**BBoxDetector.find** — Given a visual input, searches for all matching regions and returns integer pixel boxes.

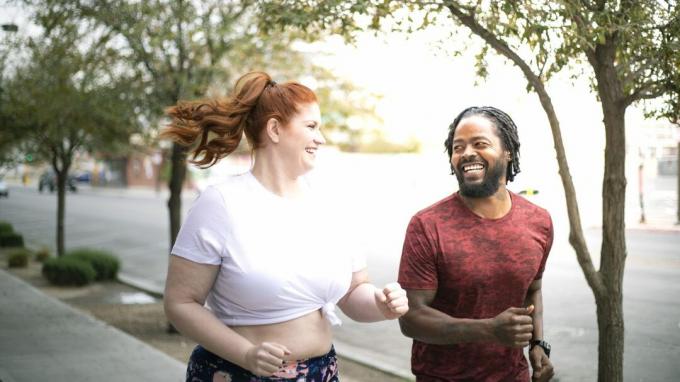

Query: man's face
[450,115,509,198]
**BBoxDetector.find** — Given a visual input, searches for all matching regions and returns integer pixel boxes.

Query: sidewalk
[0,269,185,382]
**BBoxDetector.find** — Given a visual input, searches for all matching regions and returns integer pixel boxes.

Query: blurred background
[1,1,678,381]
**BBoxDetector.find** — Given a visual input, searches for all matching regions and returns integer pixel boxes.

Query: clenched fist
[375,282,409,320]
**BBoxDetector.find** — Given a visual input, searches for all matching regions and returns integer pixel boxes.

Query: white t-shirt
[171,171,366,326]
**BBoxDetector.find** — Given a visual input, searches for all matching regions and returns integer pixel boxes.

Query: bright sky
[3,4,669,227]
[298,25,670,230]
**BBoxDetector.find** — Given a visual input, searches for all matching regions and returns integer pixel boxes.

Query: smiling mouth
[461,163,485,173]
[305,147,317,155]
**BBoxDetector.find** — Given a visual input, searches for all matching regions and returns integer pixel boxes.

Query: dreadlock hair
[444,106,521,183]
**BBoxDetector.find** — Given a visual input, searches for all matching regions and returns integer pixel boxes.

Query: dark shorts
[186,344,340,382]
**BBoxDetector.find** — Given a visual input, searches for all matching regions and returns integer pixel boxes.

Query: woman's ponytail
[161,71,316,168]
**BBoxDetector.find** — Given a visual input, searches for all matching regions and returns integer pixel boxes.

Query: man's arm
[399,289,534,346]
[525,279,554,381]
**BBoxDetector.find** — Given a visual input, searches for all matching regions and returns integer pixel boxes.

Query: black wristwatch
[530,340,551,358]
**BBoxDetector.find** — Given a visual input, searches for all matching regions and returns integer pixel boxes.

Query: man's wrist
[530,339,551,358]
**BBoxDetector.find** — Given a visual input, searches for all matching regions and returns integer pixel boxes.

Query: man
[398,106,554,381]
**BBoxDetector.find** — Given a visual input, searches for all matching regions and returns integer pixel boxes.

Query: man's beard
[454,158,506,198]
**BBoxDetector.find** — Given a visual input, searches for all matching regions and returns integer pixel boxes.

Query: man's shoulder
[510,192,552,229]
[512,192,550,214]
[412,193,458,222]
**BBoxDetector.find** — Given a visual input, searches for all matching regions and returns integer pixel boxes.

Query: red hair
[161,71,317,168]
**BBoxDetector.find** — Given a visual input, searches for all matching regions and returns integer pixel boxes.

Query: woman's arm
[336,269,409,322]
[164,256,290,376]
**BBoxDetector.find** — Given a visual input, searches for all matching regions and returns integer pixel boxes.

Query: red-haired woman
[162,71,409,382]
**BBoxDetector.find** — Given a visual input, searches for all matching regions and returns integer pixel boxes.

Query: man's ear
[266,118,280,144]
[506,151,512,161]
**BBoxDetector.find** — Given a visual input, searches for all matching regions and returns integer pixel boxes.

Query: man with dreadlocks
[397,106,554,382]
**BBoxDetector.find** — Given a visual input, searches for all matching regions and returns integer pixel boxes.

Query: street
[1,153,679,381]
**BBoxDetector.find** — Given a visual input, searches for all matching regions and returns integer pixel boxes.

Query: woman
[163,71,409,382]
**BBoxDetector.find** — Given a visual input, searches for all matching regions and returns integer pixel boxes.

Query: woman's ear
[266,118,280,144]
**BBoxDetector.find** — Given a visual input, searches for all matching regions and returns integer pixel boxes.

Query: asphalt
[0,269,186,382]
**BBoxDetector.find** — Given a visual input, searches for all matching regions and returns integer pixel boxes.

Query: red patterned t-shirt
[398,191,553,382]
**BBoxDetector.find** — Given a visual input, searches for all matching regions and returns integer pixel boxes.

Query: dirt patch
[1,249,408,382]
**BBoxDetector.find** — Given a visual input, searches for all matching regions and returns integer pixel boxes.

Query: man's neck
[459,186,512,219]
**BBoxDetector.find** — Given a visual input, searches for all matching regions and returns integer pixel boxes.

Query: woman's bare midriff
[230,309,332,361]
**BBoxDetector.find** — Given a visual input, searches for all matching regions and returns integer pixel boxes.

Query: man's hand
[244,342,291,377]
[491,305,534,347]
[375,282,409,319]
[530,345,554,381]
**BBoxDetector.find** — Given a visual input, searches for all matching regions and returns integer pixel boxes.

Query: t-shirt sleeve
[534,213,554,280]
[398,215,439,290]
[170,186,228,265]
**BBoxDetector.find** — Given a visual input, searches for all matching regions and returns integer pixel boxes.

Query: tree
[1,3,141,257]
[257,1,680,380]
[79,0,385,250]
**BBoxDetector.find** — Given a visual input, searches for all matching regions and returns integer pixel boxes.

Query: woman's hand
[374,282,409,319]
[244,342,291,376]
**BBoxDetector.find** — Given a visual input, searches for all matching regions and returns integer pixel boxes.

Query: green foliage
[2,1,144,256]
[7,249,30,268]
[0,221,13,235]
[0,232,24,247]
[66,248,120,281]
[34,247,51,263]
[42,256,96,286]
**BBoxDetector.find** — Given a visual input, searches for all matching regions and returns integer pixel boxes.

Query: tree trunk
[167,142,187,250]
[56,171,66,257]
[52,156,71,258]
[593,44,628,381]
[594,290,624,382]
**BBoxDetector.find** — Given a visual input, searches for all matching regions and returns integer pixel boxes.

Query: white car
[0,178,8,198]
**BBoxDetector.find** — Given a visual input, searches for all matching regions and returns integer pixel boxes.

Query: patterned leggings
[186,344,340,382]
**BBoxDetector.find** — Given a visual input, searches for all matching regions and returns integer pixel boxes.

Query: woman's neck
[251,150,306,199]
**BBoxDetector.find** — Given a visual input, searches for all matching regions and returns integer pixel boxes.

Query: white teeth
[463,164,484,172]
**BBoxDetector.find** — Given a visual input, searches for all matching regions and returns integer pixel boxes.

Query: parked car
[38,170,77,193]
[0,178,8,198]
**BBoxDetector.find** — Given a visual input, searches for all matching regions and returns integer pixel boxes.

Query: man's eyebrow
[453,135,492,142]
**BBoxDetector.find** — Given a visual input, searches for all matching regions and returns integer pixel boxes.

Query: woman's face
[278,102,325,175]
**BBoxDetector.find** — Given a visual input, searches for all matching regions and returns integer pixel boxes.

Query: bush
[0,221,13,235]
[42,257,96,286]
[7,249,30,268]
[0,232,24,247]
[35,247,51,263]
[66,249,120,281]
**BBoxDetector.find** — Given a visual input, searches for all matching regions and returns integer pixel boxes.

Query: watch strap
[530,339,551,358]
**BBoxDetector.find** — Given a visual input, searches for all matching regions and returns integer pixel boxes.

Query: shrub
[0,221,13,235]
[66,249,120,281]
[0,232,24,247]
[7,249,30,268]
[35,247,51,263]
[42,257,96,286]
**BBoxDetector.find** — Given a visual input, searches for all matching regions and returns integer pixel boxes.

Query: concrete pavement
[0,268,185,382]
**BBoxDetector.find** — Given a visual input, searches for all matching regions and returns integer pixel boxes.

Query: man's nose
[461,144,476,158]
